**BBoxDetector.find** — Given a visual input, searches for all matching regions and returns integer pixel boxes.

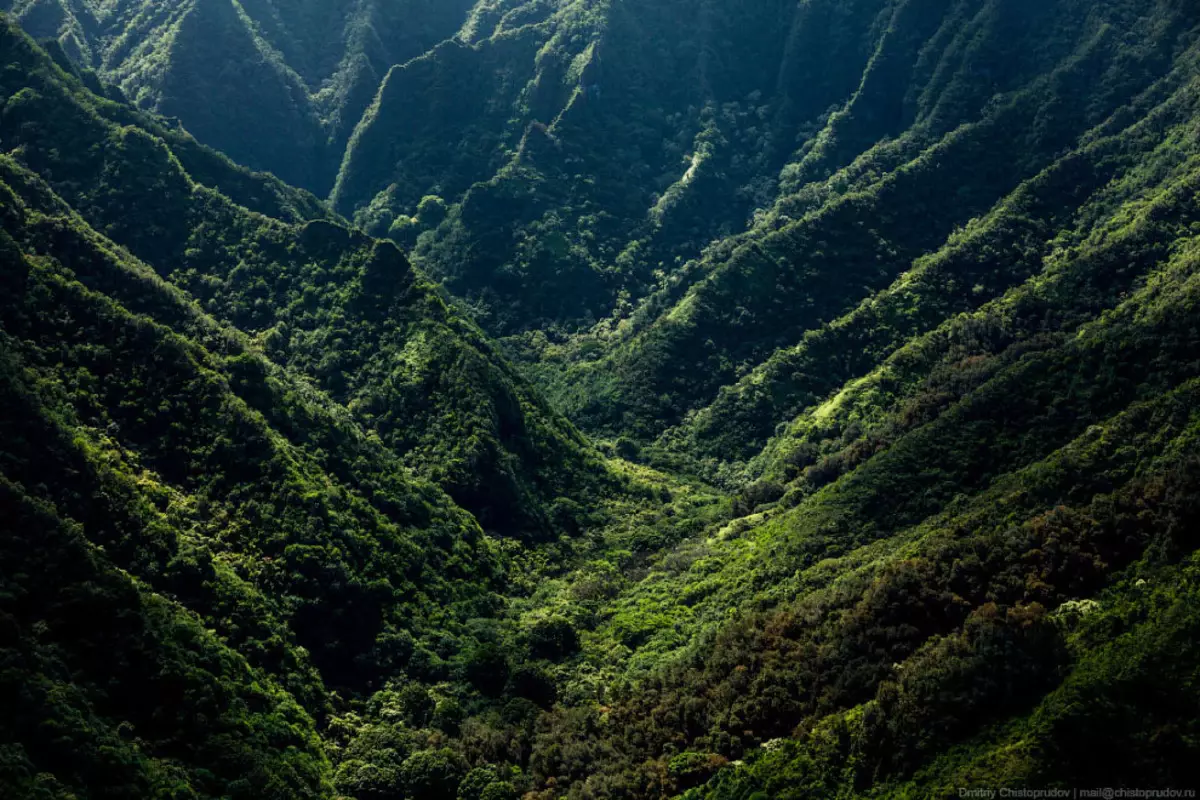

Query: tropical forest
[2,0,1200,797]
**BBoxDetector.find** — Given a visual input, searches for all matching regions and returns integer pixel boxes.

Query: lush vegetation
[4,0,1200,798]
[2,0,475,191]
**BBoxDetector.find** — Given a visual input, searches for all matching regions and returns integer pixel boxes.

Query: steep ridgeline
[15,0,1200,356]
[1,0,476,191]
[6,2,1200,800]
[0,153,448,796]
[0,24,665,799]
[496,2,1200,794]
[0,20,621,540]
[327,0,1200,404]
[334,0,1200,795]
[537,0,1200,450]
[334,0,884,332]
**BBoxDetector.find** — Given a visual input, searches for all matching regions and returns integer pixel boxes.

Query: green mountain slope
[0,18,622,539]
[2,0,476,191]
[541,0,1200,444]
[668,36,1200,482]
[334,0,884,332]
[0,22,671,797]
[4,1,1200,800]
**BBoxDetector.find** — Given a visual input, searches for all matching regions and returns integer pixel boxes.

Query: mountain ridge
[5,2,1200,799]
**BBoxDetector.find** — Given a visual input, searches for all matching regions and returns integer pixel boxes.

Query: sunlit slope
[0,19,622,539]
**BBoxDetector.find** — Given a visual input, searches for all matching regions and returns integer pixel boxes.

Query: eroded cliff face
[3,0,476,190]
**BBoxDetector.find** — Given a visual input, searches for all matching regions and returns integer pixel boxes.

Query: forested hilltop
[4,0,1200,799]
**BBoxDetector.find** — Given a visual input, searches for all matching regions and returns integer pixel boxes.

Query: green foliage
[6,4,1200,800]
[0,18,624,541]
[0,20,656,798]
[399,748,469,800]
[526,615,579,660]
[7,0,476,192]
[0,475,332,799]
